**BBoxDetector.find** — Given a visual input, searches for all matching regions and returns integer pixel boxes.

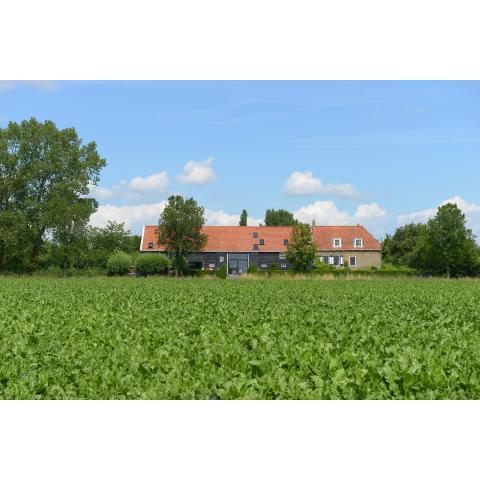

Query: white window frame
[328,256,335,265]
[219,256,224,262]
[280,264,287,269]
[279,252,286,259]
[349,256,357,267]
[332,238,342,248]
[260,263,267,268]
[353,238,363,248]
[209,263,215,269]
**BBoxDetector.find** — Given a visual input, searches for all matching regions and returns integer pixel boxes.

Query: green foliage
[382,223,426,269]
[248,265,259,273]
[383,204,480,277]
[239,209,248,226]
[0,118,106,271]
[286,223,317,271]
[1,277,480,399]
[106,251,132,276]
[216,264,227,279]
[264,209,297,226]
[268,262,278,271]
[135,254,170,275]
[157,195,207,276]
[313,257,336,272]
[422,203,479,277]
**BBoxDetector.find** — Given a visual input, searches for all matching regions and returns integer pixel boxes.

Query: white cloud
[89,202,262,233]
[88,184,115,200]
[90,201,168,233]
[205,209,262,226]
[294,201,351,225]
[293,200,387,237]
[88,171,169,202]
[177,157,216,185]
[283,171,360,198]
[398,196,480,237]
[0,81,17,92]
[354,202,387,220]
[0,80,57,92]
[294,200,385,225]
[128,171,169,193]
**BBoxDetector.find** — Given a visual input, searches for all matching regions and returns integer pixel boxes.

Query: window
[209,263,215,269]
[354,238,363,248]
[261,263,267,268]
[259,239,265,245]
[333,238,342,248]
[219,256,224,263]
[252,231,258,238]
[320,255,329,263]
[253,244,259,250]
[279,252,286,259]
[147,242,154,249]
[328,256,335,265]
[349,256,357,267]
[280,264,287,269]
[284,239,289,245]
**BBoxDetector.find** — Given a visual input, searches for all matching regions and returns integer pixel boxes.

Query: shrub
[136,254,170,275]
[248,265,259,274]
[106,251,132,276]
[312,258,335,273]
[216,264,227,279]
[268,262,278,271]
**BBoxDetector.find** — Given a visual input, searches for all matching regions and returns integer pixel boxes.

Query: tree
[239,209,248,226]
[0,118,106,271]
[264,209,297,226]
[157,195,208,277]
[286,223,317,271]
[382,223,426,269]
[422,203,479,277]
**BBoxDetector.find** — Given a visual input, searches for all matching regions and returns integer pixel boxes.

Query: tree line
[1,118,479,277]
[382,203,480,277]
[0,118,140,273]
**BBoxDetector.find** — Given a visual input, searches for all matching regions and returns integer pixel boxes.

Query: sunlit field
[1,277,479,399]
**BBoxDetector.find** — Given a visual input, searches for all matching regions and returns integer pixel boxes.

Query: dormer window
[333,238,342,248]
[147,242,154,249]
[284,239,289,245]
[253,244,259,250]
[354,238,363,248]
[259,239,265,245]
[252,232,258,238]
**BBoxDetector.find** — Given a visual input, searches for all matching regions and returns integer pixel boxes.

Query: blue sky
[1,80,479,237]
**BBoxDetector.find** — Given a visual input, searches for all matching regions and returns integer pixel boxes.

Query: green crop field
[1,277,480,399]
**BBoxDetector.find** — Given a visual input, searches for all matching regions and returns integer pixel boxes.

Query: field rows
[1,278,480,399]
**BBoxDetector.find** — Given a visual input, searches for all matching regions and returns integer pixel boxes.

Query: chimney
[312,219,316,227]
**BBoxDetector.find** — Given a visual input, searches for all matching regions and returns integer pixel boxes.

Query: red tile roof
[141,225,381,252]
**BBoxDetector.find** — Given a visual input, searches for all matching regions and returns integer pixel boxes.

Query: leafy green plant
[1,277,480,399]
[268,262,278,271]
[135,254,170,275]
[106,251,131,276]
[216,264,227,279]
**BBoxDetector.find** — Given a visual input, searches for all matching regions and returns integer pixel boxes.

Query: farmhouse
[140,225,381,273]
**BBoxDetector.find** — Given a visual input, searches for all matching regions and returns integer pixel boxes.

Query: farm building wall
[319,250,382,269]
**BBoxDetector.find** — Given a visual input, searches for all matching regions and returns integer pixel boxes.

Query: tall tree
[382,223,426,269]
[85,221,140,269]
[286,223,317,271]
[239,209,248,226]
[265,209,297,226]
[0,118,106,271]
[157,195,208,277]
[423,203,479,277]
